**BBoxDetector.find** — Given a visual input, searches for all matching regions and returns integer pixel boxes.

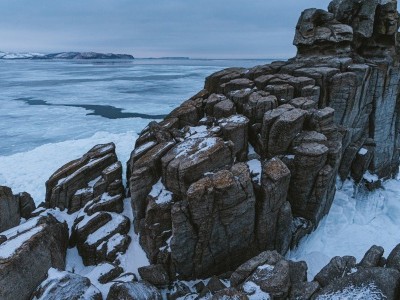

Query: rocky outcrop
[71,211,131,265]
[0,215,68,300]
[45,143,124,213]
[158,244,400,299]
[0,186,35,232]
[126,0,400,281]
[31,268,102,300]
[106,281,162,300]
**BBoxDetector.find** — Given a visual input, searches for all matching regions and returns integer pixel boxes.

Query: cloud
[0,0,331,58]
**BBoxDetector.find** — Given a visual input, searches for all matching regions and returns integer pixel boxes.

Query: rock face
[45,143,125,213]
[0,186,36,232]
[0,215,68,300]
[45,143,131,266]
[126,0,400,281]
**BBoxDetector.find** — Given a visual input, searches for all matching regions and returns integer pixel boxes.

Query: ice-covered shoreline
[1,129,399,282]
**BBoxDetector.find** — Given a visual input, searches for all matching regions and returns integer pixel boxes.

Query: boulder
[106,281,162,300]
[138,264,170,287]
[314,256,357,287]
[0,186,21,232]
[386,243,400,272]
[72,211,131,265]
[230,251,283,287]
[359,245,385,268]
[31,268,102,300]
[0,215,68,300]
[45,143,125,213]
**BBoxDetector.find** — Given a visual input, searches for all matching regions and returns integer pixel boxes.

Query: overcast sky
[0,0,331,59]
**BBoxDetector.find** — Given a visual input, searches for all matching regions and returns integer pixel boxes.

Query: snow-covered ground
[0,131,136,204]
[288,177,400,279]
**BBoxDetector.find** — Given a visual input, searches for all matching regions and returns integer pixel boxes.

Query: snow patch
[316,283,384,300]
[149,179,173,204]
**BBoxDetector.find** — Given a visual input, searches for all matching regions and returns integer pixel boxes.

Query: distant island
[0,51,134,60]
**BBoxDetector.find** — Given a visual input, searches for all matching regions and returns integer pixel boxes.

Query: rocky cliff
[1,0,400,299]
[127,0,400,281]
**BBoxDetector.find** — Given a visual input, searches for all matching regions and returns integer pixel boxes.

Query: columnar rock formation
[45,143,124,213]
[0,186,35,232]
[127,0,400,281]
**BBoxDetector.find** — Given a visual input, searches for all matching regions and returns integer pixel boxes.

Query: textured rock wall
[127,0,400,280]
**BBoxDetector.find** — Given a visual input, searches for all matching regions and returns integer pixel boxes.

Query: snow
[76,212,101,230]
[106,233,125,254]
[315,283,384,300]
[247,159,262,183]
[57,155,110,186]
[149,179,173,204]
[242,281,271,300]
[86,213,126,245]
[175,137,219,159]
[358,148,368,156]
[185,125,209,139]
[117,198,150,278]
[133,141,157,157]
[288,177,400,280]
[0,225,43,259]
[0,131,136,204]
[363,171,379,182]
[1,216,40,238]
[88,176,102,187]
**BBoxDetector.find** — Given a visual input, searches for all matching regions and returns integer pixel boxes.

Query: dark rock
[314,256,357,287]
[206,276,226,293]
[290,281,320,300]
[17,192,36,219]
[386,243,400,272]
[230,250,283,287]
[92,262,124,284]
[194,281,206,293]
[167,281,191,300]
[45,143,125,213]
[0,215,68,300]
[161,137,234,196]
[359,245,385,268]
[124,0,400,283]
[289,260,308,284]
[256,158,291,252]
[213,99,236,119]
[112,272,138,283]
[170,163,256,278]
[212,288,248,300]
[219,115,249,161]
[107,281,162,300]
[31,268,102,300]
[248,259,291,298]
[0,186,20,232]
[73,211,131,265]
[138,264,170,287]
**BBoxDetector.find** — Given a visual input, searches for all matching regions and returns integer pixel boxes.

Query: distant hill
[0,51,134,60]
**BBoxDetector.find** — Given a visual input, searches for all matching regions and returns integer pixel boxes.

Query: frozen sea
[1,58,400,281]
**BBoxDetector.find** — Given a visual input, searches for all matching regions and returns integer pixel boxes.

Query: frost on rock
[31,268,102,300]
[316,283,384,300]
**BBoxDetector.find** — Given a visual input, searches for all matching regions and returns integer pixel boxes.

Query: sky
[0,0,331,59]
